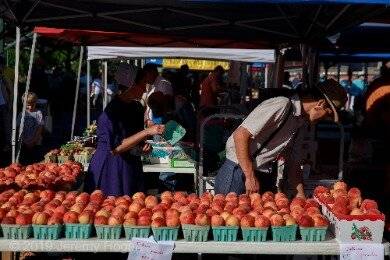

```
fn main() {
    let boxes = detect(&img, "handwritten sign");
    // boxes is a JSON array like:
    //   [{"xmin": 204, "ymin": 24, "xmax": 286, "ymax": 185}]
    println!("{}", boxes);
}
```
[
  {"xmin": 340, "ymin": 243, "xmax": 384, "ymax": 260},
  {"xmin": 129, "ymin": 237, "xmax": 175, "ymax": 260}
]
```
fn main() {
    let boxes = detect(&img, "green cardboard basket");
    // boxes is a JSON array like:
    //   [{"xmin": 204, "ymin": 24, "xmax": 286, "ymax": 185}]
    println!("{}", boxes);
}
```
[
  {"xmin": 124, "ymin": 226, "xmax": 150, "ymax": 239},
  {"xmin": 1, "ymin": 224, "xmax": 33, "ymax": 239},
  {"xmin": 182, "ymin": 225, "xmax": 210, "ymax": 242},
  {"xmin": 212, "ymin": 226, "xmax": 239, "ymax": 242},
  {"xmin": 241, "ymin": 227, "xmax": 268, "ymax": 242},
  {"xmin": 299, "ymin": 226, "xmax": 327, "ymax": 242},
  {"xmin": 33, "ymin": 224, "xmax": 63, "ymax": 240},
  {"xmin": 152, "ymin": 227, "xmax": 179, "ymax": 241},
  {"xmin": 95, "ymin": 225, "xmax": 122, "ymax": 239},
  {"xmin": 64, "ymin": 224, "xmax": 92, "ymax": 239},
  {"xmin": 271, "ymin": 225, "xmax": 297, "ymax": 242}
]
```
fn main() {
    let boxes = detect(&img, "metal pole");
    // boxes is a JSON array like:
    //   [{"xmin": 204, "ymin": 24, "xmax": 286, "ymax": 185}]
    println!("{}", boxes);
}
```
[
  {"xmin": 103, "ymin": 61, "xmax": 108, "ymax": 109},
  {"xmin": 16, "ymin": 32, "xmax": 37, "ymax": 162},
  {"xmin": 11, "ymin": 27, "xmax": 21, "ymax": 163},
  {"xmin": 264, "ymin": 64, "xmax": 269, "ymax": 88},
  {"xmin": 86, "ymin": 60, "xmax": 90, "ymax": 127},
  {"xmin": 70, "ymin": 46, "xmax": 84, "ymax": 140}
]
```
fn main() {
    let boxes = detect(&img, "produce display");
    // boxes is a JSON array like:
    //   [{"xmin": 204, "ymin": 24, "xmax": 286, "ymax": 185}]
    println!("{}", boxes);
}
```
[
  {"xmin": 0, "ymin": 162, "xmax": 83, "ymax": 191},
  {"xmin": 45, "ymin": 142, "xmax": 95, "ymax": 167},
  {"xmin": 314, "ymin": 181, "xmax": 385, "ymax": 243},
  {"xmin": 0, "ymin": 189, "xmax": 329, "ymax": 241}
]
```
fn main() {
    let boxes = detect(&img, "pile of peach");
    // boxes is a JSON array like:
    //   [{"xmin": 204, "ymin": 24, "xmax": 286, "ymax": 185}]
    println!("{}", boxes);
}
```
[
  {"xmin": 314, "ymin": 181, "xmax": 383, "ymax": 217},
  {"xmin": 0, "ymin": 162, "xmax": 83, "ymax": 190}
]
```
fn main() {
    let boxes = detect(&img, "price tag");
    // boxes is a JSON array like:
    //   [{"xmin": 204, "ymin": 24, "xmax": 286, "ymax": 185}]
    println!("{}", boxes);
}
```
[
  {"xmin": 129, "ymin": 236, "xmax": 175, "ymax": 260},
  {"xmin": 340, "ymin": 243, "xmax": 384, "ymax": 260}
]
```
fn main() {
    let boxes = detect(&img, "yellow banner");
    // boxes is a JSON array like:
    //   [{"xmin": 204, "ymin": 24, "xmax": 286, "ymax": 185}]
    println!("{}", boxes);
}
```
[{"xmin": 163, "ymin": 58, "xmax": 230, "ymax": 71}]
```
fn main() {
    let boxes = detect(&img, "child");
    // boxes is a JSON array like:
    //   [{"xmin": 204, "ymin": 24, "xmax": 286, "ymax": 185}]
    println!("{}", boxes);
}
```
[{"xmin": 18, "ymin": 92, "xmax": 44, "ymax": 164}]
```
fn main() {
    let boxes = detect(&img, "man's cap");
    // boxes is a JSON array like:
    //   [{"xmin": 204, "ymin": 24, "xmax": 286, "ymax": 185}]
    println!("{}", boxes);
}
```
[{"xmin": 317, "ymin": 79, "xmax": 348, "ymax": 123}]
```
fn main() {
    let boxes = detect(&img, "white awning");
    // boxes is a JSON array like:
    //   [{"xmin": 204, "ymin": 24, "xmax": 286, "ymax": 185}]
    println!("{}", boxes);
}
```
[{"xmin": 87, "ymin": 46, "xmax": 275, "ymax": 63}]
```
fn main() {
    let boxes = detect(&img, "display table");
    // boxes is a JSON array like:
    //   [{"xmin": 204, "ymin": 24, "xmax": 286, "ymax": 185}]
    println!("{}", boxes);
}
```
[
  {"xmin": 0, "ymin": 238, "xmax": 388, "ymax": 255},
  {"xmin": 143, "ymin": 163, "xmax": 196, "ymax": 175}
]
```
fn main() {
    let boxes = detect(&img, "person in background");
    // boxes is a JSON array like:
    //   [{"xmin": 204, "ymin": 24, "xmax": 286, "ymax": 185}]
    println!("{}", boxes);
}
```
[
  {"xmin": 282, "ymin": 71, "xmax": 292, "ymax": 89},
  {"xmin": 86, "ymin": 67, "xmax": 165, "ymax": 196},
  {"xmin": 292, "ymin": 73, "xmax": 303, "ymax": 89},
  {"xmin": 0, "ymin": 57, "xmax": 11, "ymax": 153},
  {"xmin": 199, "ymin": 65, "xmax": 225, "ymax": 108},
  {"xmin": 143, "ymin": 63, "xmax": 173, "ymax": 127},
  {"xmin": 18, "ymin": 92, "xmax": 45, "ymax": 164},
  {"xmin": 215, "ymin": 79, "xmax": 348, "ymax": 197},
  {"xmin": 91, "ymin": 72, "xmax": 103, "ymax": 108}
]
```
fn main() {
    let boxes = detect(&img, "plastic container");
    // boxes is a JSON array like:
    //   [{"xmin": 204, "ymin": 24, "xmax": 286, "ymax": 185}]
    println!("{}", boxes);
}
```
[
  {"xmin": 1, "ymin": 224, "xmax": 33, "ymax": 239},
  {"xmin": 95, "ymin": 225, "xmax": 122, "ymax": 239},
  {"xmin": 271, "ymin": 225, "xmax": 297, "ymax": 242},
  {"xmin": 241, "ymin": 227, "xmax": 268, "ymax": 242},
  {"xmin": 212, "ymin": 226, "xmax": 239, "ymax": 242},
  {"xmin": 299, "ymin": 226, "xmax": 328, "ymax": 242},
  {"xmin": 33, "ymin": 224, "xmax": 63, "ymax": 240},
  {"xmin": 163, "ymin": 120, "xmax": 186, "ymax": 145},
  {"xmin": 64, "ymin": 224, "xmax": 92, "ymax": 239},
  {"xmin": 57, "ymin": 155, "xmax": 73, "ymax": 164},
  {"xmin": 182, "ymin": 225, "xmax": 210, "ymax": 242},
  {"xmin": 124, "ymin": 226, "xmax": 150, "ymax": 239},
  {"xmin": 152, "ymin": 227, "xmax": 179, "ymax": 241}
]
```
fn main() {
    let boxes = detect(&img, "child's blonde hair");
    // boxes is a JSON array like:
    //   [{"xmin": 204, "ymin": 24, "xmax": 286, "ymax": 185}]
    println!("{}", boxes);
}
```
[{"xmin": 24, "ymin": 92, "xmax": 38, "ymax": 105}]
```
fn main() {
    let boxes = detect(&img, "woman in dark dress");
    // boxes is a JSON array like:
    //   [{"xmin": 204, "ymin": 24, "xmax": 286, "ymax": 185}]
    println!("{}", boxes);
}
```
[{"xmin": 85, "ymin": 70, "xmax": 164, "ymax": 196}]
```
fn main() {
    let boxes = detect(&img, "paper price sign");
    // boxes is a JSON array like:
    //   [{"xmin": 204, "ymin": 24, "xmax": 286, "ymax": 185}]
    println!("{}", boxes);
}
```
[
  {"xmin": 340, "ymin": 243, "xmax": 384, "ymax": 260},
  {"xmin": 129, "ymin": 237, "xmax": 174, "ymax": 260}
]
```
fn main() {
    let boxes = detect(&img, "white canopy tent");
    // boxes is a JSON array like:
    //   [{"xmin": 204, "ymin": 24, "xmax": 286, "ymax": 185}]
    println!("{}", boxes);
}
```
[{"xmin": 87, "ymin": 46, "xmax": 275, "ymax": 63}]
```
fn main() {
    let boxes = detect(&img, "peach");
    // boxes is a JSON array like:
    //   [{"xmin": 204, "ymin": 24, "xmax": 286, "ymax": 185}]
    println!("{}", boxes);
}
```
[
  {"xmin": 332, "ymin": 205, "xmax": 350, "ymax": 215},
  {"xmin": 361, "ymin": 199, "xmax": 378, "ymax": 211},
  {"xmin": 138, "ymin": 208, "xmax": 152, "ymax": 218},
  {"xmin": 54, "ymin": 205, "xmax": 67, "ymax": 216},
  {"xmin": 179, "ymin": 205, "xmax": 192, "ymax": 214},
  {"xmin": 211, "ymin": 215, "xmax": 225, "ymax": 226},
  {"xmin": 94, "ymin": 215, "xmax": 108, "ymax": 225},
  {"xmin": 189, "ymin": 202, "xmax": 200, "ymax": 211},
  {"xmin": 78, "ymin": 211, "xmax": 93, "ymax": 224},
  {"xmin": 333, "ymin": 181, "xmax": 347, "ymax": 191},
  {"xmin": 333, "ymin": 189, "xmax": 348, "ymax": 200},
  {"xmin": 263, "ymin": 201, "xmax": 278, "ymax": 211},
  {"xmin": 314, "ymin": 186, "xmax": 329, "ymax": 196},
  {"xmin": 232, "ymin": 208, "xmax": 246, "ymax": 220},
  {"xmin": 298, "ymin": 215, "xmax": 314, "ymax": 227},
  {"xmin": 160, "ymin": 191, "xmax": 173, "ymax": 201},
  {"xmin": 32, "ymin": 212, "xmax": 48, "ymax": 225},
  {"xmin": 239, "ymin": 204, "xmax": 251, "ymax": 214},
  {"xmin": 6, "ymin": 209, "xmax": 18, "ymax": 218},
  {"xmin": 277, "ymin": 207, "xmax": 290, "ymax": 216},
  {"xmin": 90, "ymin": 190, "xmax": 105, "ymax": 203},
  {"xmin": 123, "ymin": 217, "xmax": 137, "ymax": 226},
  {"xmin": 290, "ymin": 198, "xmax": 306, "ymax": 209},
  {"xmin": 312, "ymin": 215, "xmax": 329, "ymax": 227},
  {"xmin": 220, "ymin": 211, "xmax": 231, "ymax": 221},
  {"xmin": 274, "ymin": 192, "xmax": 287, "ymax": 202},
  {"xmin": 152, "ymin": 211, "xmax": 165, "ymax": 221},
  {"xmin": 165, "ymin": 209, "xmax": 180, "ymax": 219},
  {"xmin": 350, "ymin": 208, "xmax": 364, "ymax": 215},
  {"xmin": 129, "ymin": 202, "xmax": 143, "ymax": 214},
  {"xmin": 365, "ymin": 209, "xmax": 381, "ymax": 215},
  {"xmin": 270, "ymin": 214, "xmax": 285, "ymax": 227},
  {"xmin": 248, "ymin": 210, "xmax": 261, "ymax": 219},
  {"xmin": 200, "ymin": 192, "xmax": 213, "ymax": 202},
  {"xmin": 170, "ymin": 202, "xmax": 183, "ymax": 211},
  {"xmin": 275, "ymin": 198, "xmax": 289, "ymax": 210},
  {"xmin": 124, "ymin": 211, "xmax": 138, "ymax": 220},
  {"xmin": 48, "ymin": 215, "xmax": 63, "ymax": 225},
  {"xmin": 214, "ymin": 194, "xmax": 225, "ymax": 201},
  {"xmin": 262, "ymin": 208, "xmax": 276, "ymax": 219},
  {"xmin": 15, "ymin": 213, "xmax": 33, "ymax": 225},
  {"xmin": 132, "ymin": 192, "xmax": 146, "ymax": 201},
  {"xmin": 348, "ymin": 187, "xmax": 361, "ymax": 198},
  {"xmin": 305, "ymin": 199, "xmax": 320, "ymax": 209},
  {"xmin": 145, "ymin": 195, "xmax": 158, "ymax": 209},
  {"xmin": 225, "ymin": 192, "xmax": 238, "ymax": 204},
  {"xmin": 306, "ymin": 207, "xmax": 321, "ymax": 218},
  {"xmin": 180, "ymin": 212, "xmax": 195, "ymax": 225},
  {"xmin": 187, "ymin": 193, "xmax": 198, "ymax": 202},
  {"xmin": 211, "ymin": 204, "xmax": 224, "ymax": 213},
  {"xmin": 240, "ymin": 215, "xmax": 255, "ymax": 227},
  {"xmin": 112, "ymin": 207, "xmax": 126, "ymax": 218},
  {"xmin": 63, "ymin": 211, "xmax": 79, "ymax": 224},
  {"xmin": 132, "ymin": 198, "xmax": 145, "ymax": 207},
  {"xmin": 138, "ymin": 216, "xmax": 152, "ymax": 226},
  {"xmin": 285, "ymin": 216, "xmax": 297, "ymax": 226},
  {"xmin": 69, "ymin": 204, "xmax": 84, "ymax": 215},
  {"xmin": 195, "ymin": 204, "xmax": 208, "ymax": 214},
  {"xmin": 2, "ymin": 216, "xmax": 15, "ymax": 224},
  {"xmin": 251, "ymin": 199, "xmax": 263, "ymax": 209},
  {"xmin": 108, "ymin": 215, "xmax": 123, "ymax": 225},
  {"xmin": 161, "ymin": 198, "xmax": 174, "ymax": 206},
  {"xmin": 206, "ymin": 209, "xmax": 219, "ymax": 217},
  {"xmin": 96, "ymin": 209, "xmax": 111, "ymax": 218},
  {"xmin": 262, "ymin": 191, "xmax": 274, "ymax": 202},
  {"xmin": 173, "ymin": 191, "xmax": 187, "ymax": 201},
  {"xmin": 226, "ymin": 215, "xmax": 239, "ymax": 226},
  {"xmin": 291, "ymin": 208, "xmax": 304, "ymax": 221},
  {"xmin": 151, "ymin": 217, "xmax": 166, "ymax": 228},
  {"xmin": 195, "ymin": 214, "xmax": 210, "ymax": 226},
  {"xmin": 254, "ymin": 215, "xmax": 270, "ymax": 228}
]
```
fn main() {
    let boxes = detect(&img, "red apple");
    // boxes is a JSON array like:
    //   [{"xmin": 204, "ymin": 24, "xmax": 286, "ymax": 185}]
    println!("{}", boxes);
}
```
[{"xmin": 361, "ymin": 199, "xmax": 378, "ymax": 211}]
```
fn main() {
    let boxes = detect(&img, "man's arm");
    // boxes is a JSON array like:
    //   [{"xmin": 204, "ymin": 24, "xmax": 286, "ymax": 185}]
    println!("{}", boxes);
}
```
[{"xmin": 233, "ymin": 126, "xmax": 259, "ymax": 194}]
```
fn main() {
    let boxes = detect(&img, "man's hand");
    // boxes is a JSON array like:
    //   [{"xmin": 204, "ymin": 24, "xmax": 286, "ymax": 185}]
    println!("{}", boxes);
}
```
[
  {"xmin": 245, "ymin": 174, "xmax": 260, "ymax": 194},
  {"xmin": 296, "ymin": 183, "xmax": 306, "ymax": 199}
]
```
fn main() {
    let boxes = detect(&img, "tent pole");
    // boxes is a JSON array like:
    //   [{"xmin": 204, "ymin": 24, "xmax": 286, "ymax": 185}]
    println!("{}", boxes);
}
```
[
  {"xmin": 16, "ymin": 32, "xmax": 37, "ymax": 163},
  {"xmin": 103, "ymin": 61, "xmax": 108, "ymax": 109},
  {"xmin": 86, "ymin": 60, "xmax": 90, "ymax": 127},
  {"xmin": 11, "ymin": 27, "xmax": 20, "ymax": 163},
  {"xmin": 71, "ymin": 46, "xmax": 84, "ymax": 140},
  {"xmin": 264, "ymin": 64, "xmax": 269, "ymax": 88}
]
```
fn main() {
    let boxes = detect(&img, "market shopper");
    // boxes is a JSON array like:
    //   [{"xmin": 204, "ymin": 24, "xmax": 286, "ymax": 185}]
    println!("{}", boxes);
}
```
[
  {"xmin": 85, "ymin": 68, "xmax": 165, "ymax": 196},
  {"xmin": 215, "ymin": 79, "xmax": 348, "ymax": 197},
  {"xmin": 199, "ymin": 65, "xmax": 225, "ymax": 108}
]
